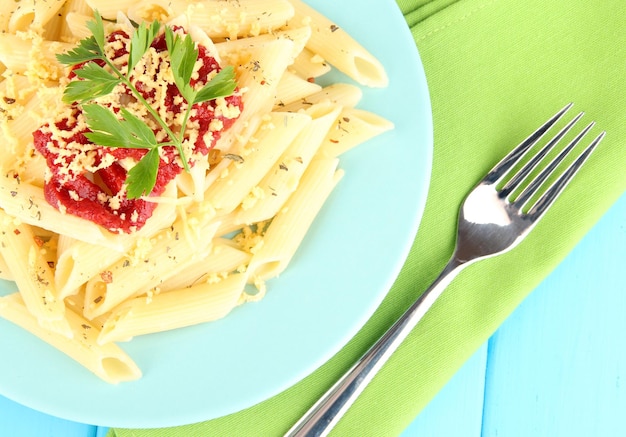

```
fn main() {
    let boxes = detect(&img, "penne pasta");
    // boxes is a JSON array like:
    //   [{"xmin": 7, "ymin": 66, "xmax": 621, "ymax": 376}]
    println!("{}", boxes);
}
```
[
  {"xmin": 2, "ymin": 92, "xmax": 59, "ymax": 170},
  {"xmin": 83, "ymin": 216, "xmax": 220, "ymax": 319},
  {"xmin": 274, "ymin": 71, "xmax": 322, "ymax": 109},
  {"xmin": 318, "ymin": 107, "xmax": 395, "ymax": 157},
  {"xmin": 235, "ymin": 102, "xmax": 341, "ymax": 225},
  {"xmin": 286, "ymin": 0, "xmax": 388, "ymax": 88},
  {"xmin": 0, "ymin": 33, "xmax": 72, "ymax": 77},
  {"xmin": 84, "ymin": 0, "xmax": 141, "ymax": 19},
  {"xmin": 7, "ymin": 0, "xmax": 68, "ymax": 33},
  {"xmin": 0, "ymin": 255, "xmax": 13, "ymax": 281},
  {"xmin": 98, "ymin": 273, "xmax": 247, "ymax": 344},
  {"xmin": 0, "ymin": 210, "xmax": 66, "ymax": 322},
  {"xmin": 0, "ymin": 293, "xmax": 141, "ymax": 384},
  {"xmin": 127, "ymin": 0, "xmax": 175, "ymax": 23},
  {"xmin": 58, "ymin": 0, "xmax": 94, "ymax": 41},
  {"xmin": 16, "ymin": 154, "xmax": 47, "ymax": 188},
  {"xmin": 174, "ymin": 0, "xmax": 295, "ymax": 40},
  {"xmin": 215, "ymin": 26, "xmax": 312, "ymax": 63},
  {"xmin": 278, "ymin": 83, "xmax": 363, "ymax": 113},
  {"xmin": 204, "ymin": 111, "xmax": 311, "ymax": 215},
  {"xmin": 158, "ymin": 239, "xmax": 252, "ymax": 292},
  {"xmin": 290, "ymin": 47, "xmax": 332, "ymax": 80},
  {"xmin": 247, "ymin": 157, "xmax": 343, "ymax": 281},
  {"xmin": 0, "ymin": 0, "xmax": 393, "ymax": 383},
  {"xmin": 212, "ymin": 38, "xmax": 298, "ymax": 158},
  {"xmin": 62, "ymin": 12, "xmax": 93, "ymax": 40},
  {"xmin": 55, "ymin": 240, "xmax": 126, "ymax": 299},
  {"xmin": 0, "ymin": 4, "xmax": 14, "ymax": 33}
]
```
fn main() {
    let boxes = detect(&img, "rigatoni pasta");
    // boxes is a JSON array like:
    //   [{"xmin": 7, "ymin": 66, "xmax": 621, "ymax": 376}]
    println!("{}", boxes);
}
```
[{"xmin": 0, "ymin": 0, "xmax": 393, "ymax": 383}]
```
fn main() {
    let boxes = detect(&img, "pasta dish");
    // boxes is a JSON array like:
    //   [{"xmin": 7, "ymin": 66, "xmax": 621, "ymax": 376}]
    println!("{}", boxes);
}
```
[{"xmin": 0, "ymin": 0, "xmax": 392, "ymax": 383}]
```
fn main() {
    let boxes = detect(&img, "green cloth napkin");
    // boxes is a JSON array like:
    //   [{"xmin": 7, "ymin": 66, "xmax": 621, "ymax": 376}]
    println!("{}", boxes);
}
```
[{"xmin": 111, "ymin": 0, "xmax": 626, "ymax": 435}]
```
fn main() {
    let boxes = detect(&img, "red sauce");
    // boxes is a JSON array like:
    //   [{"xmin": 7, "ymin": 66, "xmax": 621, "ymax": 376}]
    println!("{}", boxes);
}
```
[{"xmin": 33, "ymin": 28, "xmax": 242, "ymax": 234}]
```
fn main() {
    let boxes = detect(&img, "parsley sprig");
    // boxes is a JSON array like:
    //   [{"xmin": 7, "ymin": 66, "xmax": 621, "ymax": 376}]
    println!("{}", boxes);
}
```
[{"xmin": 56, "ymin": 11, "xmax": 237, "ymax": 199}]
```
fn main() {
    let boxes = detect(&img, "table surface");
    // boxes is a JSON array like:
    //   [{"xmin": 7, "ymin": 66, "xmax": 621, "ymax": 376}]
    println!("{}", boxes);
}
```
[{"xmin": 2, "ymin": 191, "xmax": 624, "ymax": 436}]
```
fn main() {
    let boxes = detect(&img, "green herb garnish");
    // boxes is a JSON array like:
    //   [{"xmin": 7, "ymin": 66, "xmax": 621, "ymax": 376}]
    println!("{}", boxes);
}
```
[{"xmin": 56, "ymin": 11, "xmax": 237, "ymax": 198}]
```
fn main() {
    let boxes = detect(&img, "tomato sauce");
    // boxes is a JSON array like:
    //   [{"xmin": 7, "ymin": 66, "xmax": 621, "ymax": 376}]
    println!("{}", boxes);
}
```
[{"xmin": 33, "ymin": 29, "xmax": 242, "ymax": 234}]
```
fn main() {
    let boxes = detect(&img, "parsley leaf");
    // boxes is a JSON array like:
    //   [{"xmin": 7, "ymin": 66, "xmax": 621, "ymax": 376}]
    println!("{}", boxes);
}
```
[
  {"xmin": 83, "ymin": 104, "xmax": 157, "ymax": 149},
  {"xmin": 56, "ymin": 35, "xmax": 102, "ymax": 65},
  {"xmin": 164, "ymin": 27, "xmax": 198, "ymax": 101},
  {"xmin": 63, "ymin": 63, "xmax": 120, "ymax": 104},
  {"xmin": 118, "ymin": 108, "xmax": 159, "ymax": 147},
  {"xmin": 125, "ymin": 148, "xmax": 161, "ymax": 199},
  {"xmin": 195, "ymin": 66, "xmax": 238, "ymax": 103},
  {"xmin": 128, "ymin": 20, "xmax": 161, "ymax": 76},
  {"xmin": 86, "ymin": 10, "xmax": 106, "ymax": 50},
  {"xmin": 56, "ymin": 10, "xmax": 238, "ymax": 199}
]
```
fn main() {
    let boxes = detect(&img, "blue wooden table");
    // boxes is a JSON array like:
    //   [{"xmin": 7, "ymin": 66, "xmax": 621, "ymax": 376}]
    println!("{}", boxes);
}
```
[{"xmin": 2, "ymin": 192, "xmax": 625, "ymax": 436}]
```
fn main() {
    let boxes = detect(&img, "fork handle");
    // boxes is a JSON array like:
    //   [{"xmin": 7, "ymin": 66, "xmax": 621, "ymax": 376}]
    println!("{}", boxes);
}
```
[{"xmin": 285, "ymin": 256, "xmax": 466, "ymax": 437}]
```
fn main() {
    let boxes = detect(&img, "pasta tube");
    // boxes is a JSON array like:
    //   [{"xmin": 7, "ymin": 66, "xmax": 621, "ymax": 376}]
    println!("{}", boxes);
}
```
[
  {"xmin": 318, "ymin": 107, "xmax": 395, "ymax": 157},
  {"xmin": 98, "ymin": 273, "xmax": 247, "ymax": 344},
  {"xmin": 0, "ymin": 209, "xmax": 70, "ymax": 336},
  {"xmin": 204, "ymin": 111, "xmax": 311, "ymax": 215},
  {"xmin": 235, "ymin": 102, "xmax": 342, "ymax": 225},
  {"xmin": 0, "ymin": 293, "xmax": 141, "ymax": 384},
  {"xmin": 286, "ymin": 0, "xmax": 388, "ymax": 87},
  {"xmin": 247, "ymin": 157, "xmax": 343, "ymax": 281},
  {"xmin": 83, "ymin": 216, "xmax": 221, "ymax": 319}
]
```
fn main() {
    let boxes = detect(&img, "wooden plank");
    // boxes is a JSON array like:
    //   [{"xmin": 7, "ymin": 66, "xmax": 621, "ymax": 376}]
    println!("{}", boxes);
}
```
[
  {"xmin": 481, "ymin": 193, "xmax": 626, "ymax": 436},
  {"xmin": 401, "ymin": 342, "xmax": 488, "ymax": 436}
]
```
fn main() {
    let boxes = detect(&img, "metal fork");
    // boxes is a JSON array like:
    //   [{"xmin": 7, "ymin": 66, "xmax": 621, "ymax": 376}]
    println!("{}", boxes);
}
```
[{"xmin": 286, "ymin": 103, "xmax": 606, "ymax": 437}]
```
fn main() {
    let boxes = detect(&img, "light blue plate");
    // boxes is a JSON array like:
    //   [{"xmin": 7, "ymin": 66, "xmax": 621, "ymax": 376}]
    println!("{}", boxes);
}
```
[{"xmin": 0, "ymin": 0, "xmax": 432, "ymax": 428}]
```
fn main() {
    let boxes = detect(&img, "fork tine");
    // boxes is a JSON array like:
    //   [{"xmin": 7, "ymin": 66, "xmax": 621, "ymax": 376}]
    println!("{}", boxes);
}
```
[
  {"xmin": 500, "ymin": 111, "xmax": 585, "ymax": 198},
  {"xmin": 485, "ymin": 103, "xmax": 573, "ymax": 185},
  {"xmin": 512, "ymin": 120, "xmax": 595, "ymax": 209},
  {"xmin": 526, "ymin": 131, "xmax": 606, "ymax": 219}
]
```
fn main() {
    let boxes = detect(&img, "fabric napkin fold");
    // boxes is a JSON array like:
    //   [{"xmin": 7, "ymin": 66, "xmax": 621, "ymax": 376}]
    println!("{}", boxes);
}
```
[{"xmin": 111, "ymin": 0, "xmax": 626, "ymax": 435}]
